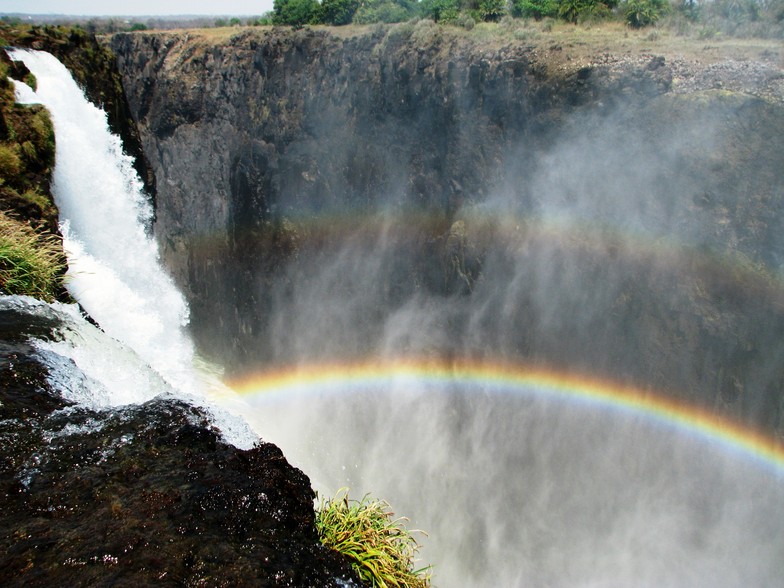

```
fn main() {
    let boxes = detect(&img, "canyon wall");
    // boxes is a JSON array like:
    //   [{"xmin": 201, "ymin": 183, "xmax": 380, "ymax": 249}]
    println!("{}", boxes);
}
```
[{"xmin": 110, "ymin": 24, "xmax": 784, "ymax": 434}]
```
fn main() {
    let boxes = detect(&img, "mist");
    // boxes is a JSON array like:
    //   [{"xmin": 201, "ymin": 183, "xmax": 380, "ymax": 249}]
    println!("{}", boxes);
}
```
[{"xmin": 228, "ymin": 93, "xmax": 784, "ymax": 585}]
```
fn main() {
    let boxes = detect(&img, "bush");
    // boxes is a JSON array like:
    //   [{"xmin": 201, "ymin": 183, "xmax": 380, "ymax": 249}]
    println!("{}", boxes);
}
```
[
  {"xmin": 461, "ymin": 13, "xmax": 477, "ymax": 28},
  {"xmin": 0, "ymin": 211, "xmax": 64, "ymax": 301},
  {"xmin": 512, "ymin": 0, "xmax": 559, "ymax": 19},
  {"xmin": 557, "ymin": 0, "xmax": 618, "ymax": 23},
  {"xmin": 478, "ymin": 0, "xmax": 507, "ymax": 20},
  {"xmin": 321, "ymin": 0, "xmax": 361, "ymax": 23},
  {"xmin": 316, "ymin": 490, "xmax": 431, "ymax": 588},
  {"xmin": 558, "ymin": 0, "xmax": 586, "ymax": 22},
  {"xmin": 20, "ymin": 140, "xmax": 36, "ymax": 161},
  {"xmin": 624, "ymin": 0, "xmax": 669, "ymax": 27},
  {"xmin": 273, "ymin": 0, "xmax": 322, "ymax": 25},
  {"xmin": 29, "ymin": 108, "xmax": 54, "ymax": 157},
  {"xmin": 23, "ymin": 72, "xmax": 37, "ymax": 92},
  {"xmin": 354, "ymin": 0, "xmax": 416, "ymax": 23},
  {"xmin": 419, "ymin": 0, "xmax": 461, "ymax": 22},
  {"xmin": 0, "ymin": 143, "xmax": 21, "ymax": 177}
]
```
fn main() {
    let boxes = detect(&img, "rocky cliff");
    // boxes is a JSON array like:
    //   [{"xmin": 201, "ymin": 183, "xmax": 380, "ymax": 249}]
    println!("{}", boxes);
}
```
[
  {"xmin": 0, "ymin": 25, "xmax": 363, "ymax": 587},
  {"xmin": 0, "ymin": 298, "xmax": 361, "ymax": 587},
  {"xmin": 110, "ymin": 24, "xmax": 784, "ymax": 437}
]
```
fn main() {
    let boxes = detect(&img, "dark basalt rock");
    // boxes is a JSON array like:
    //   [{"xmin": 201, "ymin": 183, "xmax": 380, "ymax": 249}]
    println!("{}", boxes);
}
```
[
  {"xmin": 108, "ymin": 27, "xmax": 784, "ymax": 438},
  {"xmin": 0, "ymin": 300, "xmax": 362, "ymax": 587}
]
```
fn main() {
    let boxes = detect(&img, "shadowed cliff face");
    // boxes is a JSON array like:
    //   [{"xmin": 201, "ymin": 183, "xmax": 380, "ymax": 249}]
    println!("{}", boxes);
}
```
[{"xmin": 111, "ymin": 26, "xmax": 784, "ymax": 435}]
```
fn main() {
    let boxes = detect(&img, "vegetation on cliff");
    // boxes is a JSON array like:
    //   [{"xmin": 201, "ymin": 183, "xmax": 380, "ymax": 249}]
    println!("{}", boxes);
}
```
[
  {"xmin": 317, "ymin": 490, "xmax": 431, "ymax": 587},
  {"xmin": 0, "ymin": 211, "xmax": 64, "ymax": 301},
  {"xmin": 0, "ymin": 48, "xmax": 65, "ymax": 301}
]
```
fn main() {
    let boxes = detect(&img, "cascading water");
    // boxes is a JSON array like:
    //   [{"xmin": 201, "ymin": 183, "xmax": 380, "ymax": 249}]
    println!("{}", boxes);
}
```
[
  {"xmin": 7, "ymin": 49, "xmax": 255, "ymax": 447},
  {"xmin": 7, "ymin": 44, "xmax": 784, "ymax": 588}
]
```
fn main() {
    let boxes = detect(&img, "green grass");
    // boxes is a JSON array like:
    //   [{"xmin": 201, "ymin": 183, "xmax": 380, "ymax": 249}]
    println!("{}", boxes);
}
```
[
  {"xmin": 0, "ymin": 210, "xmax": 64, "ymax": 301},
  {"xmin": 316, "ymin": 489, "xmax": 432, "ymax": 588}
]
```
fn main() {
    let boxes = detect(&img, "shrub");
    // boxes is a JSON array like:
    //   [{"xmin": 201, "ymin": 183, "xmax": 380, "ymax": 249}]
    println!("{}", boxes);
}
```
[
  {"xmin": 0, "ymin": 211, "xmax": 64, "ymax": 301},
  {"xmin": 354, "ymin": 2, "xmax": 407, "ymax": 22},
  {"xmin": 273, "ymin": 0, "xmax": 322, "ymax": 25},
  {"xmin": 461, "ymin": 13, "xmax": 477, "ymax": 28},
  {"xmin": 29, "ymin": 108, "xmax": 54, "ymax": 157},
  {"xmin": 419, "ymin": 0, "xmax": 461, "ymax": 22},
  {"xmin": 20, "ymin": 189, "xmax": 52, "ymax": 214},
  {"xmin": 20, "ymin": 139, "xmax": 36, "ymax": 161},
  {"xmin": 0, "ymin": 143, "xmax": 21, "ymax": 178},
  {"xmin": 322, "ymin": 0, "xmax": 361, "ymax": 23},
  {"xmin": 624, "ymin": 0, "xmax": 669, "ymax": 27},
  {"xmin": 316, "ymin": 490, "xmax": 431, "ymax": 588},
  {"xmin": 557, "ymin": 0, "xmax": 617, "ymax": 23},
  {"xmin": 479, "ymin": 0, "xmax": 507, "ymax": 20},
  {"xmin": 558, "ymin": 0, "xmax": 586, "ymax": 22},
  {"xmin": 512, "ymin": 0, "xmax": 559, "ymax": 19},
  {"xmin": 23, "ymin": 72, "xmax": 37, "ymax": 92}
]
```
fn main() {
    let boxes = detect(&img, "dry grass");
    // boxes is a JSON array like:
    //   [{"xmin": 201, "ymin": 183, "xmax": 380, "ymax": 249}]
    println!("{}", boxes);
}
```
[{"xmin": 0, "ymin": 210, "xmax": 64, "ymax": 301}]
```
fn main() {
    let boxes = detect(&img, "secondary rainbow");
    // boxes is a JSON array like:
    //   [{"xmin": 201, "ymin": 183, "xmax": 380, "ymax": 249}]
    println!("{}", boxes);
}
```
[{"xmin": 229, "ymin": 357, "xmax": 784, "ymax": 477}]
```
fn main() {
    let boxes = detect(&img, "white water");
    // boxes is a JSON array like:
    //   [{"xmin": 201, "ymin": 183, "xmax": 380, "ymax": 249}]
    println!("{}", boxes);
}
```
[
  {"xmin": 8, "ymin": 49, "xmax": 256, "ymax": 448},
  {"xmin": 9, "ymin": 48, "xmax": 784, "ymax": 588}
]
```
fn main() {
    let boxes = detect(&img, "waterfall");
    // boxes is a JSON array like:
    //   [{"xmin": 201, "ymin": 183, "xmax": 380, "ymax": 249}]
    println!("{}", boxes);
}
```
[
  {"xmin": 8, "ymin": 46, "xmax": 784, "ymax": 587},
  {"xmin": 7, "ymin": 49, "xmax": 256, "ymax": 448}
]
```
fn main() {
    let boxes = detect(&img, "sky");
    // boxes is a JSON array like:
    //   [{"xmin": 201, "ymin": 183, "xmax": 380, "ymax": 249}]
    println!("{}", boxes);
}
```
[{"xmin": 0, "ymin": 1, "xmax": 274, "ymax": 16}]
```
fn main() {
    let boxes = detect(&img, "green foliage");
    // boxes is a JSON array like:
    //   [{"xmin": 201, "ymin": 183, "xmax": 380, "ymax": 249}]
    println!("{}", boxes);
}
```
[
  {"xmin": 419, "ymin": 0, "xmax": 462, "ymax": 22},
  {"xmin": 0, "ymin": 211, "xmax": 64, "ymax": 301},
  {"xmin": 23, "ymin": 73, "xmax": 37, "ymax": 92},
  {"xmin": 273, "ymin": 0, "xmax": 322, "ymax": 25},
  {"xmin": 512, "ymin": 0, "xmax": 559, "ymax": 19},
  {"xmin": 674, "ymin": 0, "xmax": 700, "ymax": 21},
  {"xmin": 354, "ymin": 0, "xmax": 419, "ymax": 22},
  {"xmin": 556, "ymin": 0, "xmax": 618, "ymax": 23},
  {"xmin": 28, "ymin": 109, "xmax": 54, "ymax": 157},
  {"xmin": 460, "ymin": 13, "xmax": 477, "ymax": 28},
  {"xmin": 129, "ymin": 22, "xmax": 148, "ymax": 31},
  {"xmin": 19, "ymin": 188, "xmax": 51, "ymax": 214},
  {"xmin": 321, "ymin": 0, "xmax": 361, "ymax": 24},
  {"xmin": 478, "ymin": 0, "xmax": 507, "ymax": 20},
  {"xmin": 316, "ymin": 490, "xmax": 431, "ymax": 588},
  {"xmin": 20, "ymin": 140, "xmax": 36, "ymax": 161},
  {"xmin": 558, "ymin": 0, "xmax": 586, "ymax": 22},
  {"xmin": 624, "ymin": 0, "xmax": 669, "ymax": 27},
  {"xmin": 0, "ymin": 143, "xmax": 21, "ymax": 178}
]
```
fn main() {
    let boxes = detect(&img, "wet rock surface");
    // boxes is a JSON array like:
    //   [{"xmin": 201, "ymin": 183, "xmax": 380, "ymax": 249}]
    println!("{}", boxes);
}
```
[{"xmin": 0, "ymin": 300, "xmax": 361, "ymax": 587}]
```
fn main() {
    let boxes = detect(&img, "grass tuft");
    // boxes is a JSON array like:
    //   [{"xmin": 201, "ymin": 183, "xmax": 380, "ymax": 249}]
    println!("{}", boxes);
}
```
[
  {"xmin": 0, "ymin": 210, "xmax": 64, "ymax": 301},
  {"xmin": 316, "ymin": 489, "xmax": 432, "ymax": 588}
]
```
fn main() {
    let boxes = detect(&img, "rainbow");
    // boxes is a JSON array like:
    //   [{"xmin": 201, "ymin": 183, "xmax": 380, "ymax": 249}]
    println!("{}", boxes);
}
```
[{"xmin": 228, "ymin": 358, "xmax": 784, "ymax": 478}]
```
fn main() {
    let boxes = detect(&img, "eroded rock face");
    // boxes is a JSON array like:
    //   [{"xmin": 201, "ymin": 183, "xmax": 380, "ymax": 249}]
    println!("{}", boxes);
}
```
[
  {"xmin": 0, "ymin": 299, "xmax": 361, "ymax": 587},
  {"xmin": 109, "ymin": 27, "xmax": 674, "ymax": 365},
  {"xmin": 110, "ymin": 26, "xmax": 784, "ymax": 435}
]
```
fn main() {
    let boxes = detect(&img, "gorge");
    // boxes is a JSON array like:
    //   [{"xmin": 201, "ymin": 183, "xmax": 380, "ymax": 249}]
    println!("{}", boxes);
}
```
[{"xmin": 2, "ymin": 22, "xmax": 784, "ymax": 586}]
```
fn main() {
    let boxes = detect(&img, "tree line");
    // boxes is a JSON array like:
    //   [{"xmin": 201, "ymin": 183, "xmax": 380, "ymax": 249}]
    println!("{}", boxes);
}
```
[{"xmin": 270, "ymin": 0, "xmax": 784, "ymax": 32}]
